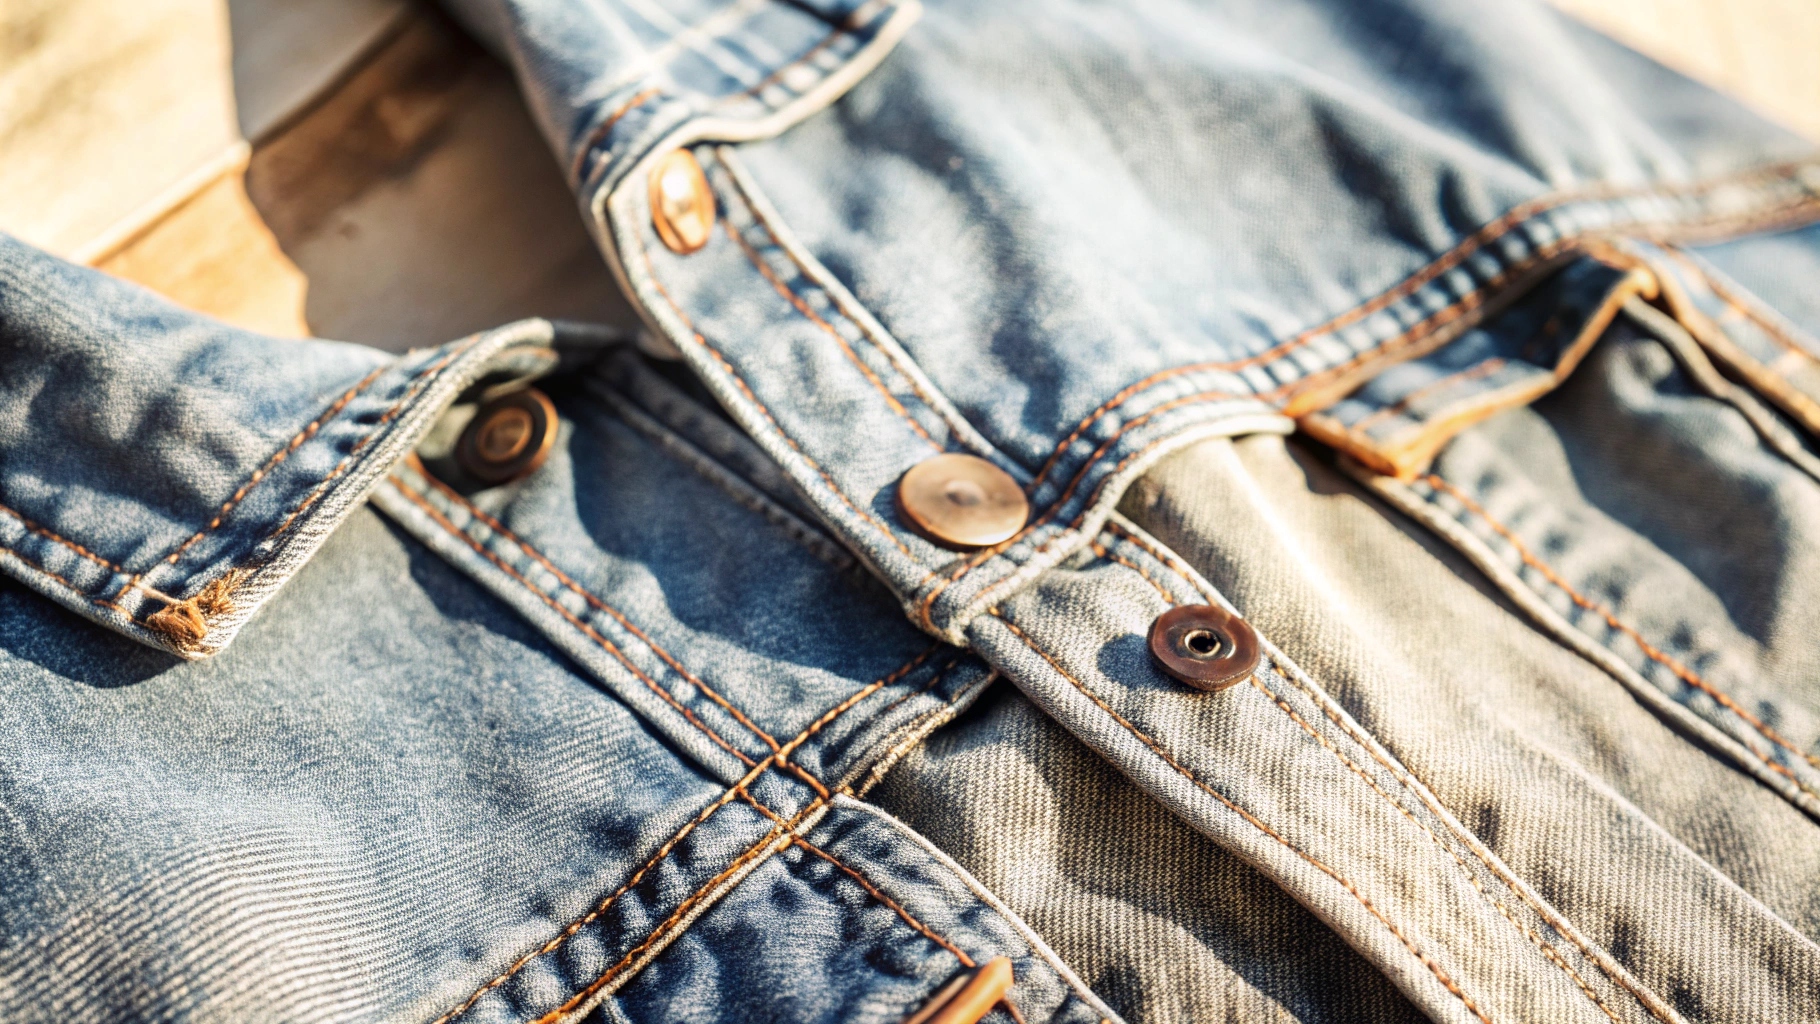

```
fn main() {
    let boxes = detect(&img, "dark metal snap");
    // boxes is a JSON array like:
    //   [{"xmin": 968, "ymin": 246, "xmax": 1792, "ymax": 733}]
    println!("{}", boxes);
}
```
[
  {"xmin": 649, "ymin": 148, "xmax": 716, "ymax": 254},
  {"xmin": 1148, "ymin": 604, "xmax": 1260, "ymax": 691},
  {"xmin": 456, "ymin": 387, "xmax": 557, "ymax": 486},
  {"xmin": 895, "ymin": 454, "xmax": 1030, "ymax": 549}
]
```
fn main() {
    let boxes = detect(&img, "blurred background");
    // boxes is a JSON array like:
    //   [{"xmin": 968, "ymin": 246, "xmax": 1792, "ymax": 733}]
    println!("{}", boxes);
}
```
[{"xmin": 2, "ymin": 0, "xmax": 1815, "ymax": 354}]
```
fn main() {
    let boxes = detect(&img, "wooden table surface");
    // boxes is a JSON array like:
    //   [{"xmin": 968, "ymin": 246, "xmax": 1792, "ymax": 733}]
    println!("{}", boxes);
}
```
[{"xmin": 2, "ymin": 0, "xmax": 1815, "ymax": 345}]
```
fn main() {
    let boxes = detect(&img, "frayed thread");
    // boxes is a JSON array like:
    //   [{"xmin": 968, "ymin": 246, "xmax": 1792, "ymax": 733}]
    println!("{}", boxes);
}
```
[{"xmin": 146, "ymin": 568, "xmax": 250, "ymax": 650}]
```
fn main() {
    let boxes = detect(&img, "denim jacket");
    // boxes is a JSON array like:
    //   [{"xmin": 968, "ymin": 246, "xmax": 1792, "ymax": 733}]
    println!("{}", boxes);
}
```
[{"xmin": 4, "ymin": 0, "xmax": 1820, "ymax": 1021}]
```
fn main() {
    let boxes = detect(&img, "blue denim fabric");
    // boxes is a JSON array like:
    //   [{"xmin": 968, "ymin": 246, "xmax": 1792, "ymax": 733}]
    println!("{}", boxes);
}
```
[{"xmin": 7, "ymin": 0, "xmax": 1820, "ymax": 1020}]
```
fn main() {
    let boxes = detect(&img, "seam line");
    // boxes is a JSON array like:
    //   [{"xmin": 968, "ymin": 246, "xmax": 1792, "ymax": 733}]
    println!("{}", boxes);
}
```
[
  {"xmin": 1426, "ymin": 473, "xmax": 1820, "ymax": 783},
  {"xmin": 790, "ymin": 833, "xmax": 974, "ymax": 966},
  {"xmin": 715, "ymin": 150, "xmax": 974, "ymax": 447},
  {"xmin": 412, "ymin": 464, "xmax": 789, "ymax": 763},
  {"xmin": 1029, "ymin": 162, "xmax": 1820, "ymax": 491},
  {"xmin": 570, "ymin": 87, "xmax": 664, "ymax": 186},
  {"xmin": 427, "ymin": 755, "xmax": 779, "ymax": 1024},
  {"xmin": 638, "ymin": 238, "xmax": 927, "ymax": 564},
  {"xmin": 1246, "ymin": 672, "xmax": 1626, "ymax": 1023},
  {"xmin": 527, "ymin": 808, "xmax": 808, "ymax": 1024},
  {"xmin": 1103, "ymin": 516, "xmax": 1681, "ymax": 1023},
  {"xmin": 425, "ymin": 644, "xmax": 940, "ymax": 1024},
  {"xmin": 1348, "ymin": 358, "xmax": 1511, "ymax": 438},
  {"xmin": 718, "ymin": 209, "xmax": 938, "ymax": 447},
  {"xmin": 389, "ymin": 474, "xmax": 758, "ymax": 768},
  {"xmin": 987, "ymin": 610, "xmax": 1490, "ymax": 1023}
]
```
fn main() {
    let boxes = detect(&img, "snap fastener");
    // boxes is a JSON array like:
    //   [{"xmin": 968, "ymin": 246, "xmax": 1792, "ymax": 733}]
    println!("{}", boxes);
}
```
[
  {"xmin": 902, "ymin": 957, "xmax": 1015, "ymax": 1024},
  {"xmin": 1148, "ymin": 604, "xmax": 1260, "ymax": 691},
  {"xmin": 457, "ymin": 387, "xmax": 557, "ymax": 486},
  {"xmin": 649, "ymin": 148, "xmax": 715, "ymax": 254},
  {"xmin": 896, "ymin": 454, "xmax": 1030, "ymax": 549}
]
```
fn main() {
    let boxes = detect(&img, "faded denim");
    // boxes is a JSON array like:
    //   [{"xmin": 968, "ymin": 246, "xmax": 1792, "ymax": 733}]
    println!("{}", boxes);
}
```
[{"xmin": 6, "ymin": 0, "xmax": 1820, "ymax": 1021}]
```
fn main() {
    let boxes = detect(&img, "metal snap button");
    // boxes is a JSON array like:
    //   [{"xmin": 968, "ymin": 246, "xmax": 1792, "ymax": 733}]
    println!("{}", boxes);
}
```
[
  {"xmin": 649, "ymin": 148, "xmax": 715, "ymax": 254},
  {"xmin": 895, "ymin": 454, "xmax": 1030, "ymax": 549},
  {"xmin": 456, "ymin": 387, "xmax": 558, "ymax": 486},
  {"xmin": 1148, "ymin": 603, "xmax": 1260, "ymax": 691}
]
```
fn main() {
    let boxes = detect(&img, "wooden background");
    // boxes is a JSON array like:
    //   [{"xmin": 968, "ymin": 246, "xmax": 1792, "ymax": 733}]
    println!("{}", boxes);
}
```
[{"xmin": 2, "ymin": 0, "xmax": 1814, "ymax": 349}]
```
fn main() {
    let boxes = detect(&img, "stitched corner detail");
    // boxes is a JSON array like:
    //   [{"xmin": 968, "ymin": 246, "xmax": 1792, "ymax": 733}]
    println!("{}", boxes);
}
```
[
  {"xmin": 789, "ymin": 832, "xmax": 975, "ymax": 967},
  {"xmin": 132, "ymin": 337, "xmax": 491, "ymax": 651},
  {"xmin": 1103, "ymin": 519, "xmax": 1678, "ymax": 1024},
  {"xmin": 143, "ymin": 568, "xmax": 251, "ymax": 650},
  {"xmin": 736, "ymin": 789, "xmax": 1029, "ymax": 1024},
  {"xmin": 526, "ymin": 806, "xmax": 810, "ymax": 1024},
  {"xmin": 1424, "ymin": 474, "xmax": 1820, "ymax": 791},
  {"xmin": 985, "ymin": 611, "xmax": 1492, "ymax": 1024},
  {"xmin": 424, "ymin": 643, "xmax": 948, "ymax": 1024},
  {"xmin": 429, "ymin": 754, "xmax": 785, "ymax": 1024}
]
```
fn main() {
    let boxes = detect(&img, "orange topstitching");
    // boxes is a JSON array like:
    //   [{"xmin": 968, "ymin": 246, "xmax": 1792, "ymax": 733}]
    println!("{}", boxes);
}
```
[
  {"xmin": 1347, "ymin": 358, "xmax": 1511, "ymax": 438},
  {"xmin": 569, "ymin": 87, "xmax": 663, "ymax": 186},
  {"xmin": 1097, "ymin": 520, "xmax": 1670, "ymax": 1023},
  {"xmin": 987, "ymin": 611, "xmax": 1492, "ymax": 1024},
  {"xmin": 528, "ymin": 806, "xmax": 808, "ymax": 1024},
  {"xmin": 389, "ymin": 474, "xmax": 758, "ymax": 769},
  {"xmin": 719, "ymin": 211, "xmax": 939, "ymax": 448},
  {"xmin": 1026, "ymin": 159, "xmax": 1820, "ymax": 493},
  {"xmin": 118, "ymin": 334, "xmax": 487, "ymax": 614},
  {"xmin": 715, "ymin": 152, "xmax": 975, "ymax": 449},
  {"xmin": 424, "ymin": 641, "xmax": 946, "ymax": 1024},
  {"xmin": 413, "ymin": 462, "xmax": 787, "ymax": 760},
  {"xmin": 637, "ymin": 238, "xmax": 925, "ymax": 564},
  {"xmin": 1424, "ymin": 473, "xmax": 1820, "ymax": 787}
]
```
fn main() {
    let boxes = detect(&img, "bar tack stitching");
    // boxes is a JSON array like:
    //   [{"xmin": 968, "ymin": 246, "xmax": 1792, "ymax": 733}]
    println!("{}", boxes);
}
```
[
  {"xmin": 1425, "ymin": 474, "xmax": 1820, "ymax": 782},
  {"xmin": 987, "ymin": 611, "xmax": 1491, "ymax": 1023}
]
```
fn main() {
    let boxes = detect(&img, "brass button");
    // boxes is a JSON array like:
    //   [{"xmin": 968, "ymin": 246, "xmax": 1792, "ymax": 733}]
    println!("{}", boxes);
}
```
[
  {"xmin": 457, "ymin": 387, "xmax": 558, "ymax": 486},
  {"xmin": 649, "ymin": 148, "xmax": 715, "ymax": 254},
  {"xmin": 902, "ymin": 957, "xmax": 1015, "ymax": 1024},
  {"xmin": 1148, "ymin": 604, "xmax": 1260, "ymax": 691},
  {"xmin": 896, "ymin": 454, "xmax": 1029, "ymax": 549}
]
